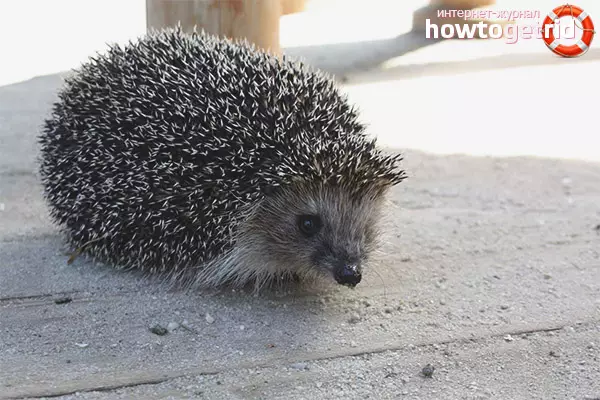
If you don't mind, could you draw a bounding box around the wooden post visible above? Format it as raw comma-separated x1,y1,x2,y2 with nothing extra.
146,0,283,55
281,0,307,15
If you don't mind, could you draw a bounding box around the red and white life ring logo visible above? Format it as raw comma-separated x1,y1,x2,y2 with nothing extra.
543,4,595,57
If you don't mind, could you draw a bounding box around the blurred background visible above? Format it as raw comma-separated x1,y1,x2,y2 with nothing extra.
1,0,598,161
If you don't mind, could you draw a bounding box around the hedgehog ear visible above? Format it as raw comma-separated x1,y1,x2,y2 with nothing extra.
263,184,278,196
369,178,396,196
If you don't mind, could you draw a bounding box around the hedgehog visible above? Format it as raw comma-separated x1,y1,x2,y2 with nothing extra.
38,27,406,291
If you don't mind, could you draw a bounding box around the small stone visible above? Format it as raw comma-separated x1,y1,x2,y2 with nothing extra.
421,364,435,378
290,362,309,370
0,203,4,211
75,342,89,348
205,313,215,324
239,325,245,331
384,370,398,379
167,322,180,332
503,334,514,342
316,382,323,388
543,274,552,280
149,324,168,336
348,313,361,324
180,320,199,334
563,326,575,333
500,305,509,310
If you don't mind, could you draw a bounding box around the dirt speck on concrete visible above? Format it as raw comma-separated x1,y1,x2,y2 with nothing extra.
149,324,168,336
54,296,72,304
421,364,435,378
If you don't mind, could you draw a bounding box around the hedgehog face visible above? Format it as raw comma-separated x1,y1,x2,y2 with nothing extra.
245,183,386,287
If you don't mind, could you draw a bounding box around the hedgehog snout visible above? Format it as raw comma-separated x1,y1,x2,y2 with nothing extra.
333,263,362,287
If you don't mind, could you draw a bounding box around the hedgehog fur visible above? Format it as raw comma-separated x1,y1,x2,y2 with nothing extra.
39,27,406,290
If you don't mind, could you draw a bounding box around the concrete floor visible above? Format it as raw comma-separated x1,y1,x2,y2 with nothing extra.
1,1,600,399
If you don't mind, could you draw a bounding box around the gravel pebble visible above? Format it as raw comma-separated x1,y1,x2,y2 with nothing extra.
167,322,180,332
421,364,435,378
149,324,168,336
348,314,361,324
290,362,309,371
205,313,215,324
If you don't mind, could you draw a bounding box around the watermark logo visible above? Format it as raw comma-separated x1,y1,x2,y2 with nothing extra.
542,4,595,57
425,4,595,57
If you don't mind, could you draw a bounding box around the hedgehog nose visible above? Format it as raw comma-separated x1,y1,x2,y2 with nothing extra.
334,264,362,287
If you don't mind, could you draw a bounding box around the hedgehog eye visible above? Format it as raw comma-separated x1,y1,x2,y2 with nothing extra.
297,214,322,237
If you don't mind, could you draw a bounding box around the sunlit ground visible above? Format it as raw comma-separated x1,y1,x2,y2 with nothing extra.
343,60,599,161
1,0,597,161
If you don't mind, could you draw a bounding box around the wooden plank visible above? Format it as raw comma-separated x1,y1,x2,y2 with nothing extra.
1,240,599,398
121,325,599,400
